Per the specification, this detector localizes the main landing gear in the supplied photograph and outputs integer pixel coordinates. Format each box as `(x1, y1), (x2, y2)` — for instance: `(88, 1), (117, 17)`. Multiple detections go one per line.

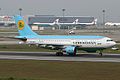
(56, 52), (63, 56)
(99, 52), (103, 56)
(99, 50), (103, 56)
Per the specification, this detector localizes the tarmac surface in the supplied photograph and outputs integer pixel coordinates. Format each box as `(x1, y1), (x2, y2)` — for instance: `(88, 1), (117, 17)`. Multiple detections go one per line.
(0, 51), (120, 62)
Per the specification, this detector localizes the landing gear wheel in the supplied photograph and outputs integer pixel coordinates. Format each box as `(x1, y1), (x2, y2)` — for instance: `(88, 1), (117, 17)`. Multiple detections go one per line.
(56, 52), (63, 56)
(98, 50), (103, 56)
(99, 53), (103, 56)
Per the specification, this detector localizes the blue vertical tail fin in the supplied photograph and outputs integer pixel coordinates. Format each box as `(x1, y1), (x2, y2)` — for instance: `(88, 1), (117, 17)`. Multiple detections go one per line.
(14, 15), (38, 36)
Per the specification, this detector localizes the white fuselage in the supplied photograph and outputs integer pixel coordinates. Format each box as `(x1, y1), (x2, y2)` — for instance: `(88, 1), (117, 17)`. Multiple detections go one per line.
(24, 37), (116, 49)
(105, 22), (120, 26)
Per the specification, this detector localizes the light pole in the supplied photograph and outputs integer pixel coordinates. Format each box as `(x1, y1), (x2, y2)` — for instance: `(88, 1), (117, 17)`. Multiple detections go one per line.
(102, 10), (105, 25)
(0, 8), (1, 15)
(62, 9), (65, 18)
(19, 8), (22, 16)
(62, 9), (66, 29)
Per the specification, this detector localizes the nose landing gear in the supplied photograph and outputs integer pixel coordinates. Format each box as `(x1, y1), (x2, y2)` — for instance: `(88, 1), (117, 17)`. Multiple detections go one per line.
(99, 50), (103, 56)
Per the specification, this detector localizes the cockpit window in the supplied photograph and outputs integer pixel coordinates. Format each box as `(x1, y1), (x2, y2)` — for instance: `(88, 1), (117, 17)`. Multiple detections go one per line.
(107, 40), (113, 42)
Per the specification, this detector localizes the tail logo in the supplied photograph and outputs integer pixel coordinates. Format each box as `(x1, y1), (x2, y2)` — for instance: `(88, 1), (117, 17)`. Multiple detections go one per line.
(18, 20), (25, 30)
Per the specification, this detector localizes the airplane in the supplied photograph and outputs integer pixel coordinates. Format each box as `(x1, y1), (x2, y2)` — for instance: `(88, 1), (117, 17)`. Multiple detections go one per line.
(76, 19), (97, 26)
(14, 15), (116, 56)
(105, 22), (120, 26)
(56, 19), (78, 25)
(33, 19), (59, 26)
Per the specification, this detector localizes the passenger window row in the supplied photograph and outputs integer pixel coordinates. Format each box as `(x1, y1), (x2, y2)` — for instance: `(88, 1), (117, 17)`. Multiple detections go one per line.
(73, 42), (96, 44)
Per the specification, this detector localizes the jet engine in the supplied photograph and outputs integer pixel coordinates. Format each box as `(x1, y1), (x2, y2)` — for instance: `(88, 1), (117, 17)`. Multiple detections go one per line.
(64, 46), (77, 55)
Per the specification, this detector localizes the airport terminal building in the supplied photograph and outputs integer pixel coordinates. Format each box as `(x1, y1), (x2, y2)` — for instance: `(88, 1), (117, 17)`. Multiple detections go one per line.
(0, 16), (15, 26)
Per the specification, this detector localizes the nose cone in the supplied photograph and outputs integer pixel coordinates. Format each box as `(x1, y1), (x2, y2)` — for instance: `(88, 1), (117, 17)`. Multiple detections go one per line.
(112, 41), (116, 46)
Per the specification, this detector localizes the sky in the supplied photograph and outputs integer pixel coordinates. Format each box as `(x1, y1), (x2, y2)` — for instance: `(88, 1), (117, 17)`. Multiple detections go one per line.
(0, 0), (120, 22)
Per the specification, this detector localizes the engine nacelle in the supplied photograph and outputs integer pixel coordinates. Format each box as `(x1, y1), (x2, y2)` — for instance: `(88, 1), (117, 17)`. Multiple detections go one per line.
(64, 46), (77, 55)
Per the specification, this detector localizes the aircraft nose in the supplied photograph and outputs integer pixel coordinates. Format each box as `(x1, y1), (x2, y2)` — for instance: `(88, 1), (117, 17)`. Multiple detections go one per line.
(112, 41), (116, 46)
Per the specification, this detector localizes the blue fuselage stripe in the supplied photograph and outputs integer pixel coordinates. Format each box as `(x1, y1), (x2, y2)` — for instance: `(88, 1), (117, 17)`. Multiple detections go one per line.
(25, 35), (105, 39)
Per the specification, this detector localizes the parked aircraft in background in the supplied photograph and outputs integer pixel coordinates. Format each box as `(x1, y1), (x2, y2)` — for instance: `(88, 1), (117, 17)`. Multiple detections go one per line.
(76, 19), (97, 26)
(33, 19), (59, 26)
(14, 15), (116, 56)
(33, 18), (97, 27)
(105, 22), (120, 26)
(55, 18), (97, 26)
